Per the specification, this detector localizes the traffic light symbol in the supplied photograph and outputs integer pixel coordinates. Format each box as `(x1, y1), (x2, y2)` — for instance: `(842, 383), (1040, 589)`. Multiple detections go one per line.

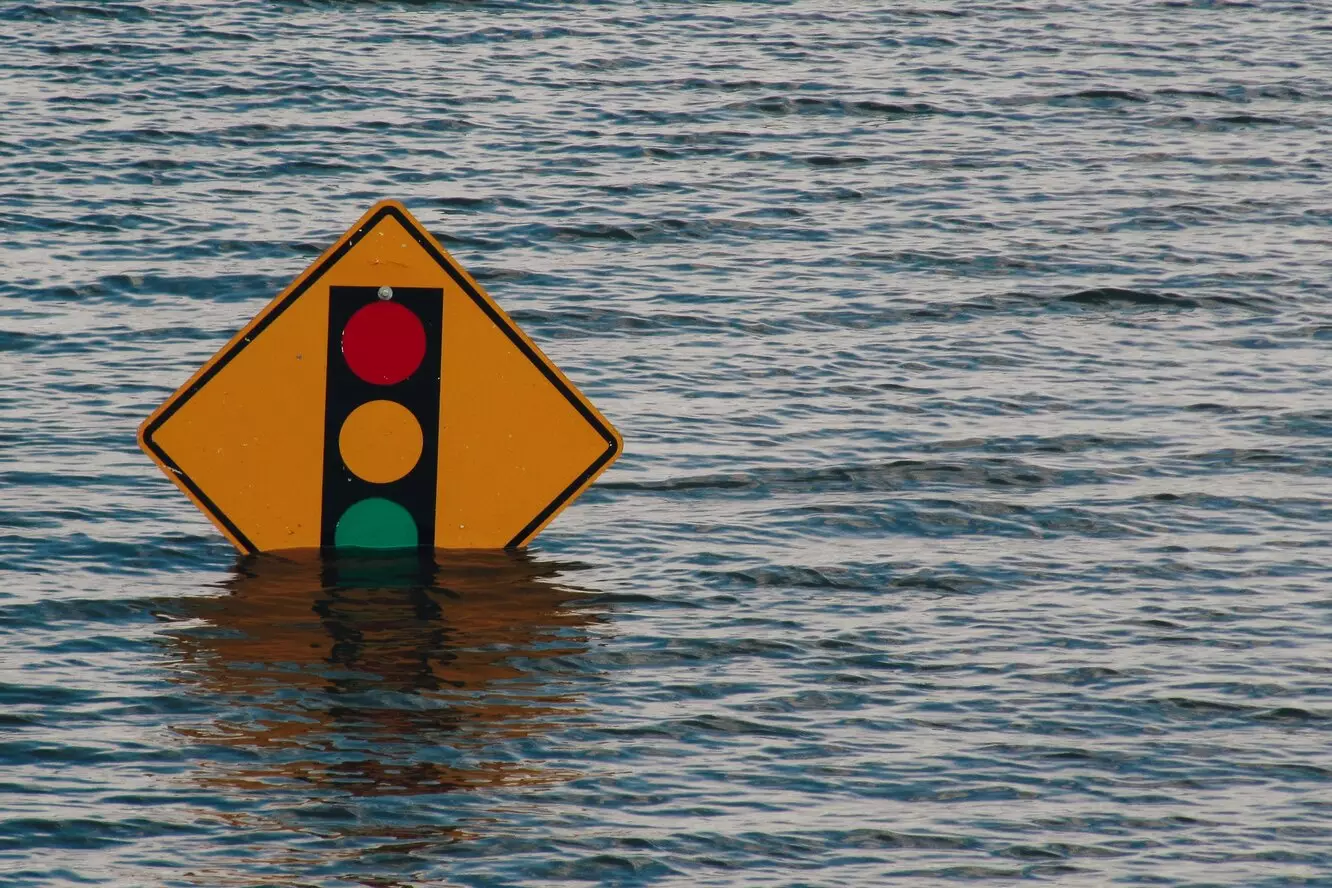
(321, 285), (442, 549)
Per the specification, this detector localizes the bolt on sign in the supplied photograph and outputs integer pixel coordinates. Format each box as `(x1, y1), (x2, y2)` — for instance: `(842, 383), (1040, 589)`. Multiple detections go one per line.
(138, 200), (622, 553)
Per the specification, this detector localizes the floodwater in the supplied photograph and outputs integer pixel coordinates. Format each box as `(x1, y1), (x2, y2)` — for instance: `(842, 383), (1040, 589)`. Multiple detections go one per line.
(3, 1), (1332, 885)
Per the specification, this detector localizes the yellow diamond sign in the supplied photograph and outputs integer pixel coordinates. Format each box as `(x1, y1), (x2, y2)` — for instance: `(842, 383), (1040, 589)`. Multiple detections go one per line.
(139, 200), (622, 553)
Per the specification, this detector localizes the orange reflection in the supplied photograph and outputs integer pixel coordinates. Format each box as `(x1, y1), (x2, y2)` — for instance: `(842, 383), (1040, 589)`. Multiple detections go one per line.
(166, 549), (604, 799)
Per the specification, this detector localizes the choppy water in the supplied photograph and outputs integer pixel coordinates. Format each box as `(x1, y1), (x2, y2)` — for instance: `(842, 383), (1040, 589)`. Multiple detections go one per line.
(3, 1), (1332, 885)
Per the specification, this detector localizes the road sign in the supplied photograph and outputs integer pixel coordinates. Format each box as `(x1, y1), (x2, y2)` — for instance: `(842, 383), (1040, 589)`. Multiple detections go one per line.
(138, 200), (622, 553)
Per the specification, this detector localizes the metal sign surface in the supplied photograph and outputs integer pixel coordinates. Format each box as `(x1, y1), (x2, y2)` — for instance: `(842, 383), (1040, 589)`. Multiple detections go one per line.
(139, 200), (622, 553)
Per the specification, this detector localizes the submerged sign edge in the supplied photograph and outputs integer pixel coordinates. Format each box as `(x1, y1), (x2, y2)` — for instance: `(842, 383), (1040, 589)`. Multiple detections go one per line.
(137, 199), (624, 554)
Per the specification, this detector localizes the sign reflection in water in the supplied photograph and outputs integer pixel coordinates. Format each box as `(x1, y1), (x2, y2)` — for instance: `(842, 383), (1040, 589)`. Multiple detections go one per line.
(160, 549), (605, 873)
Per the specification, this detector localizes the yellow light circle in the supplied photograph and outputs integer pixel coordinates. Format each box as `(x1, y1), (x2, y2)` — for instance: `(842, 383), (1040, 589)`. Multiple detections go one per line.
(338, 400), (423, 484)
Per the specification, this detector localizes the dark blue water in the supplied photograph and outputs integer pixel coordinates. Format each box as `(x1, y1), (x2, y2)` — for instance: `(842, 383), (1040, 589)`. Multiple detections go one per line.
(3, 1), (1332, 885)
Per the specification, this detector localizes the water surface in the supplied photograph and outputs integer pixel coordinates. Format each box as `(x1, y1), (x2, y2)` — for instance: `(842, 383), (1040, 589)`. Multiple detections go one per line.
(2, 1), (1331, 885)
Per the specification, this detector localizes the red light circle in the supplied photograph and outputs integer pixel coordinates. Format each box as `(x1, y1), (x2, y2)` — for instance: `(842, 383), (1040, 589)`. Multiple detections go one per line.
(341, 301), (426, 385)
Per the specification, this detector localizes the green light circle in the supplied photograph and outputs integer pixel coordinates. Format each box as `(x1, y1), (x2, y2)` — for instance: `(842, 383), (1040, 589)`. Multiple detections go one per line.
(334, 498), (419, 550)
